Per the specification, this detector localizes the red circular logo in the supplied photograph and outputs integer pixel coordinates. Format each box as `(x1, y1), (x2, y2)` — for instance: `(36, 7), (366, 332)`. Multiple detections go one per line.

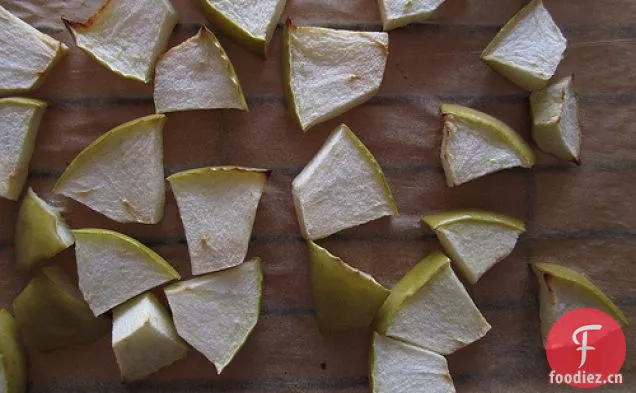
(546, 308), (626, 388)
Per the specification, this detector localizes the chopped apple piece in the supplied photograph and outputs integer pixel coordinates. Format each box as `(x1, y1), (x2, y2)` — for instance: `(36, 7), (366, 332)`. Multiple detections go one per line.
(15, 188), (74, 270)
(377, 0), (447, 31)
(531, 263), (629, 346)
(0, 98), (47, 201)
(530, 75), (581, 163)
(308, 241), (389, 331)
(63, 0), (178, 83)
(283, 21), (389, 131)
(168, 167), (269, 275)
(481, 0), (567, 91)
(422, 210), (525, 284)
(112, 293), (188, 382)
(292, 124), (397, 240)
(200, 0), (288, 57)
(0, 5), (67, 93)
(13, 266), (109, 352)
(374, 251), (491, 355)
(440, 104), (535, 187)
(73, 229), (180, 316)
(165, 258), (262, 374)
(53, 114), (166, 224)
(154, 27), (247, 113)
(371, 333), (455, 393)
(0, 310), (26, 393)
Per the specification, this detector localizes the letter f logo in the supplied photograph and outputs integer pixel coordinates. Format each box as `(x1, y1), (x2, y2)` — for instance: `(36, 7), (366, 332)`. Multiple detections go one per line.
(572, 324), (602, 369)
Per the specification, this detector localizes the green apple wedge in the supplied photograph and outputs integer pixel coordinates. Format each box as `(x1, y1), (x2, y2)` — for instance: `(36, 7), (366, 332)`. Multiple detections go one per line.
(377, 0), (447, 31)
(283, 20), (389, 131)
(154, 27), (247, 113)
(0, 5), (67, 93)
(53, 114), (166, 224)
(374, 251), (491, 355)
(308, 241), (389, 331)
(199, 0), (287, 58)
(531, 262), (629, 346)
(15, 188), (74, 270)
(530, 75), (582, 164)
(292, 124), (398, 240)
(0, 98), (47, 201)
(440, 104), (535, 187)
(167, 167), (269, 275)
(422, 210), (525, 284)
(371, 333), (455, 393)
(165, 258), (262, 374)
(481, 0), (567, 91)
(62, 0), (177, 83)
(73, 229), (180, 316)
(0, 310), (26, 393)
(13, 266), (110, 352)
(112, 293), (188, 382)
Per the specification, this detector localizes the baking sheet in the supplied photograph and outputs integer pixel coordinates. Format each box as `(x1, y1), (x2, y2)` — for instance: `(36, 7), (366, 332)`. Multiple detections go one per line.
(0, 0), (634, 391)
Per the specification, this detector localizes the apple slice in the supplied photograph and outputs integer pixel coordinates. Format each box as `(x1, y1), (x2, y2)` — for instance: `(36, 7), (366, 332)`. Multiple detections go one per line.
(15, 188), (74, 270)
(63, 0), (178, 83)
(53, 114), (166, 224)
(0, 5), (67, 93)
(481, 0), (567, 91)
(0, 98), (47, 201)
(112, 293), (188, 382)
(168, 167), (269, 275)
(154, 27), (247, 114)
(308, 241), (389, 331)
(371, 333), (455, 393)
(374, 251), (491, 355)
(377, 0), (447, 31)
(283, 21), (389, 131)
(530, 75), (581, 164)
(200, 0), (287, 57)
(422, 210), (525, 284)
(440, 104), (535, 187)
(531, 263), (629, 346)
(12, 266), (109, 352)
(165, 258), (262, 374)
(73, 229), (180, 316)
(292, 124), (398, 240)
(0, 310), (26, 393)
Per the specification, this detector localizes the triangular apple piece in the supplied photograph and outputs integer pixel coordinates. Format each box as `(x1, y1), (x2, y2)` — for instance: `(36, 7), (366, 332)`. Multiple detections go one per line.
(0, 5), (67, 93)
(154, 27), (248, 113)
(481, 0), (567, 91)
(283, 21), (389, 131)
(73, 229), (180, 316)
(168, 167), (269, 275)
(292, 124), (398, 240)
(53, 114), (166, 224)
(440, 104), (535, 187)
(423, 210), (525, 284)
(200, 0), (288, 57)
(112, 293), (188, 382)
(13, 266), (110, 352)
(165, 258), (262, 374)
(371, 333), (455, 393)
(531, 263), (629, 346)
(377, 0), (447, 31)
(374, 251), (491, 355)
(0, 98), (47, 201)
(530, 75), (581, 163)
(308, 241), (389, 331)
(63, 0), (178, 83)
(0, 310), (26, 393)
(15, 188), (74, 270)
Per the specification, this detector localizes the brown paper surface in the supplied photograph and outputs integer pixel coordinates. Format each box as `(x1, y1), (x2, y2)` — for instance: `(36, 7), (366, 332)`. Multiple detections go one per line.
(0, 0), (634, 391)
